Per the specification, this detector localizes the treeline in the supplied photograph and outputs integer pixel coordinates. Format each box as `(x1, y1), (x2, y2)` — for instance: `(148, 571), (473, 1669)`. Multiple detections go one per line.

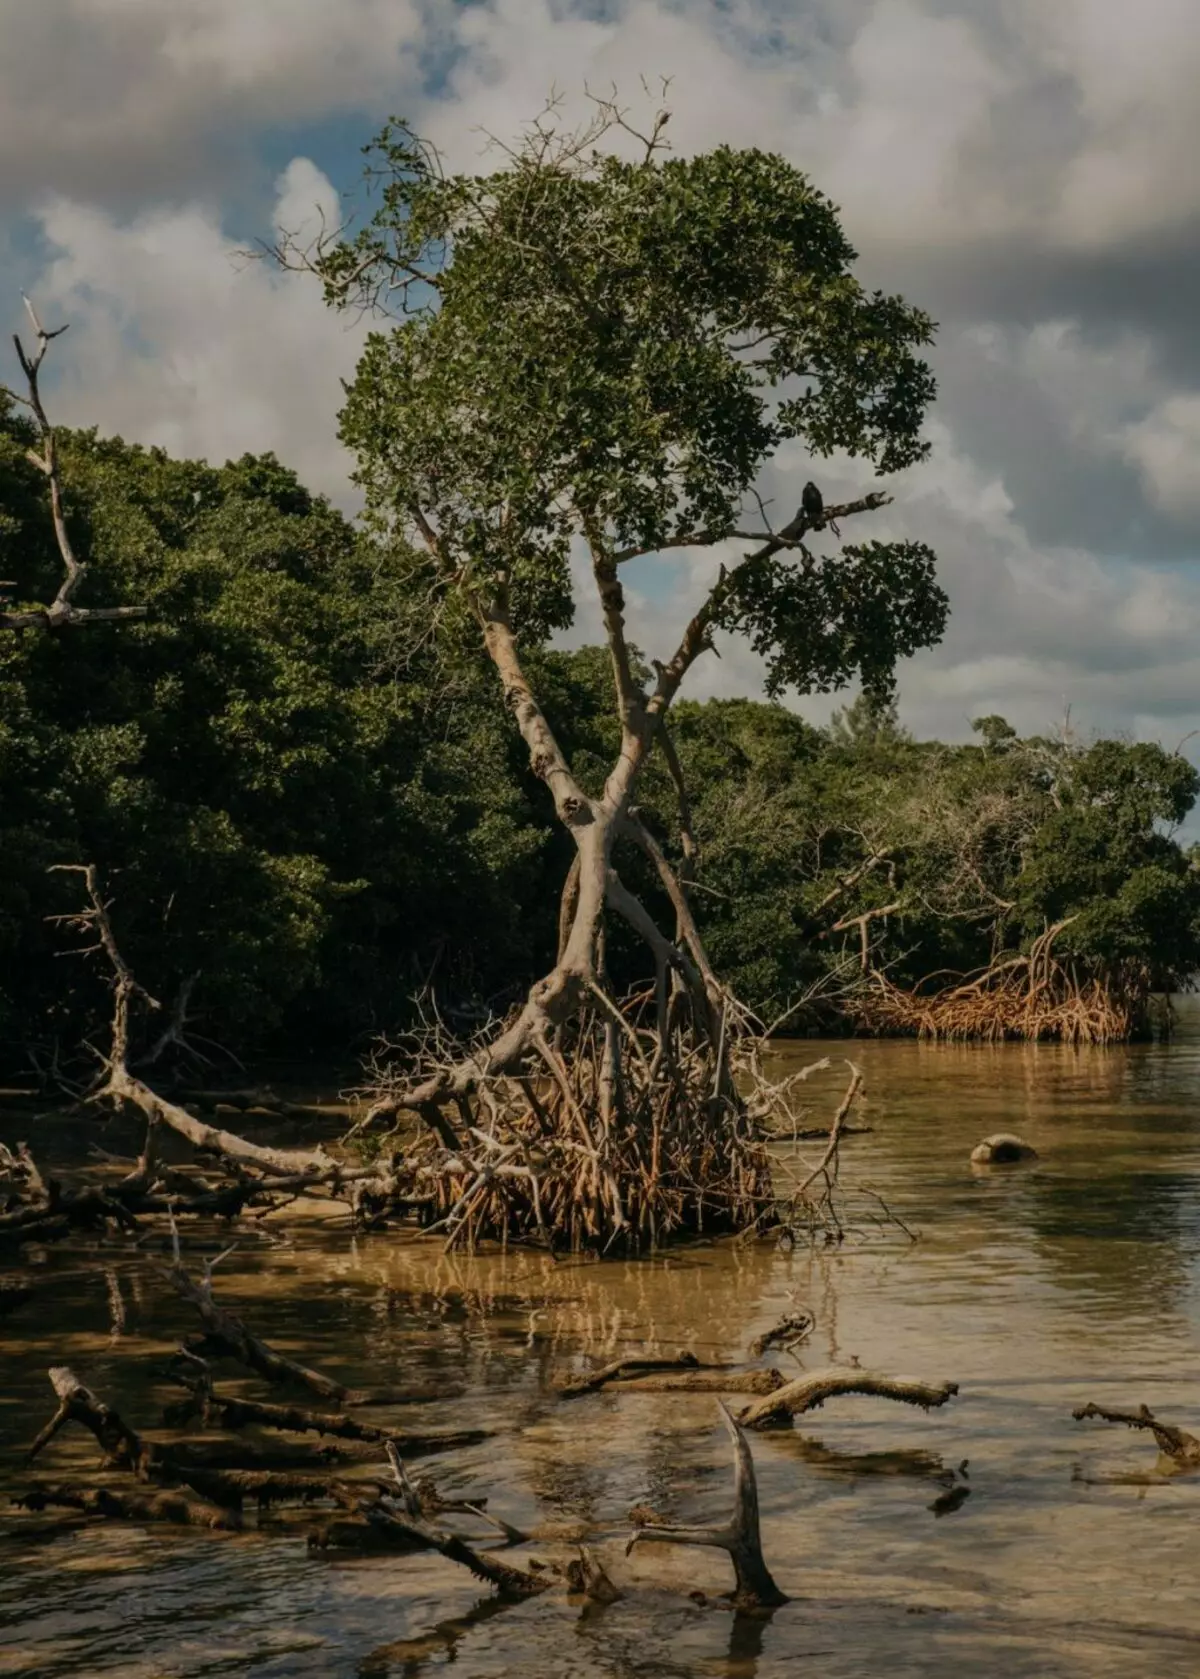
(2, 416), (1198, 1071)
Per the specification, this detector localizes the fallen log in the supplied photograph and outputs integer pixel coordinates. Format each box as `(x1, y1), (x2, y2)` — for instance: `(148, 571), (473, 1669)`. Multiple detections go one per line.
(22, 1367), (448, 1529)
(164, 1261), (410, 1405)
(1072, 1401), (1200, 1467)
(14, 1483), (239, 1530)
(737, 1367), (960, 1431)
(558, 1353), (719, 1399)
(164, 1376), (485, 1454)
(604, 1369), (785, 1396)
(625, 1401), (785, 1610)
(27, 1367), (158, 1475)
(171, 1465), (381, 1513)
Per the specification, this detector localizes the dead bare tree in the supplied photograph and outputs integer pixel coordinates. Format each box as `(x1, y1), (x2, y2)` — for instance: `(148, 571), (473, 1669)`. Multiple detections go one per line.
(0, 299), (147, 633)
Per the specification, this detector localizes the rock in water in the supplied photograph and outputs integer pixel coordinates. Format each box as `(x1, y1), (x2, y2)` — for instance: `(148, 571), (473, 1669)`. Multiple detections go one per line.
(970, 1133), (1037, 1165)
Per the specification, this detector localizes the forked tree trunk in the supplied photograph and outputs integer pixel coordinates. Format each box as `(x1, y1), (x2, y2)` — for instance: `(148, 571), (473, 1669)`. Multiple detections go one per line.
(365, 504), (886, 1251)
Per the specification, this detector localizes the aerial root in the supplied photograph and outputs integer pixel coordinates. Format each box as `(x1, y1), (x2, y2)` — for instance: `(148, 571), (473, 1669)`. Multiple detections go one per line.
(853, 925), (1142, 1045)
(368, 1014), (875, 1253)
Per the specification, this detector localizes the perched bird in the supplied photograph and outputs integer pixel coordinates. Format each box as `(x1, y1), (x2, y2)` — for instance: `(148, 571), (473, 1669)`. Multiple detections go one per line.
(802, 480), (840, 537)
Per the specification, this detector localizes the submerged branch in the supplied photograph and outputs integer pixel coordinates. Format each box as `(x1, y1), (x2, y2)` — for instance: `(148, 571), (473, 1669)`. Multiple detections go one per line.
(625, 1401), (786, 1610)
(737, 1367), (960, 1431)
(1072, 1401), (1200, 1466)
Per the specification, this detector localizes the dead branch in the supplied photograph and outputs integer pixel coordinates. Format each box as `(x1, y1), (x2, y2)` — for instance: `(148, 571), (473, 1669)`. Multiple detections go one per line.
(345, 1495), (550, 1597)
(163, 1256), (410, 1405)
(27, 1366), (155, 1474)
(793, 1063), (863, 1200)
(164, 1352), (484, 1450)
(1072, 1401), (1200, 1466)
(625, 1401), (785, 1610)
(737, 1367), (960, 1431)
(1, 299), (147, 633)
(605, 1368), (785, 1396)
(14, 1483), (239, 1530)
(558, 1352), (718, 1399)
(748, 1311), (813, 1360)
(829, 901), (903, 972)
(562, 1545), (623, 1603)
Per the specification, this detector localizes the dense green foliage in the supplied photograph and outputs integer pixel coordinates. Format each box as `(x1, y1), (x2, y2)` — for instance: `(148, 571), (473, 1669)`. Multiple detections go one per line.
(2, 406), (1196, 1068)
(656, 705), (1200, 1022)
(0, 405), (568, 1061)
(4, 105), (1197, 1066)
(324, 112), (946, 702)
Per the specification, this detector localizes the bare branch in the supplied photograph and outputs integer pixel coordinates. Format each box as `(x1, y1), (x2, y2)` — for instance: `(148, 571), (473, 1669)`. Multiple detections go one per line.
(1073, 1401), (1200, 1466)
(625, 1402), (786, 1609)
(1, 301), (148, 633)
(738, 1367), (959, 1431)
(643, 492), (892, 717)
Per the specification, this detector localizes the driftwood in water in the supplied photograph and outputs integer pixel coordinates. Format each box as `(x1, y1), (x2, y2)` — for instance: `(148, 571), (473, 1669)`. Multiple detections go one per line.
(313, 1448), (549, 1597)
(163, 1258), (409, 1406)
(164, 1358), (484, 1454)
(605, 1368), (785, 1396)
(24, 1367), (340, 1509)
(747, 1312), (813, 1360)
(27, 1366), (158, 1475)
(737, 1367), (960, 1431)
(15, 1483), (239, 1530)
(1072, 1401), (1200, 1467)
(0, 1141), (142, 1247)
(625, 1401), (785, 1610)
(21, 1365), (494, 1549)
(562, 1545), (623, 1603)
(165, 1259), (349, 1399)
(559, 1353), (726, 1399)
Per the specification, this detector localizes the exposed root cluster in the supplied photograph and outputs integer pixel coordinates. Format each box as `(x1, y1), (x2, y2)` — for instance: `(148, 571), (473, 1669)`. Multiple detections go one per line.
(852, 923), (1144, 1046)
(364, 1008), (874, 1253)
(3, 871), (894, 1262)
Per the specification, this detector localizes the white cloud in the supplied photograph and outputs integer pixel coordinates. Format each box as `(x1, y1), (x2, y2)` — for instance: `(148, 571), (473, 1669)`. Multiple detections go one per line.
(4, 0), (1200, 762)
(0, 0), (426, 206)
(1122, 397), (1200, 522)
(19, 161), (366, 503)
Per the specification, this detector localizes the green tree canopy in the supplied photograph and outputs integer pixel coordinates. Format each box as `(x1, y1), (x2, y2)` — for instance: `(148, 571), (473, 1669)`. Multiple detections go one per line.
(0, 405), (561, 1062)
(319, 101), (948, 701)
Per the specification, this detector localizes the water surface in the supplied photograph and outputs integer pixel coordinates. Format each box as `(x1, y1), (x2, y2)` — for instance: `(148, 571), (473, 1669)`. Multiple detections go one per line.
(3, 1021), (1200, 1677)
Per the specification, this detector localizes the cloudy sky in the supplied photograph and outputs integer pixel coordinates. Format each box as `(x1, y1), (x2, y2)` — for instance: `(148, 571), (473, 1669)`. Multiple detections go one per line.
(3, 0), (1200, 751)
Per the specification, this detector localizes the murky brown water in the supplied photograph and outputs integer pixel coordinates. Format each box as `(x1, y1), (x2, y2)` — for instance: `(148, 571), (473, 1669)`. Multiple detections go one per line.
(4, 1020), (1200, 1678)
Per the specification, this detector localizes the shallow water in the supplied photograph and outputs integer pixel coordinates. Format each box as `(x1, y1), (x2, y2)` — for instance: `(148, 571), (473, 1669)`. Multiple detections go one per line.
(4, 1018), (1200, 1678)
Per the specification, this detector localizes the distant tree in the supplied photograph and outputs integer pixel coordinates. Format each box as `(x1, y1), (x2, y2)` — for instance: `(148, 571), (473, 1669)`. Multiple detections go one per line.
(971, 713), (1017, 752)
(830, 689), (911, 746)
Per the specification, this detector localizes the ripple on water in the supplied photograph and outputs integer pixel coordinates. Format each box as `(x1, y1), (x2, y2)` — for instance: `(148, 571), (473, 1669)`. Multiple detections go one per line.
(4, 1025), (1200, 1675)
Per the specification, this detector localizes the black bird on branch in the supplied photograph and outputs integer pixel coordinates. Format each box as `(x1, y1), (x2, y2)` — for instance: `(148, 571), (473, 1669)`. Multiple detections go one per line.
(802, 481), (840, 538)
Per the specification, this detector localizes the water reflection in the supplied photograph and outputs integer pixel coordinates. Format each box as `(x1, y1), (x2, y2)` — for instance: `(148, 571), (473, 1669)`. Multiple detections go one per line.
(5, 1020), (1200, 1674)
